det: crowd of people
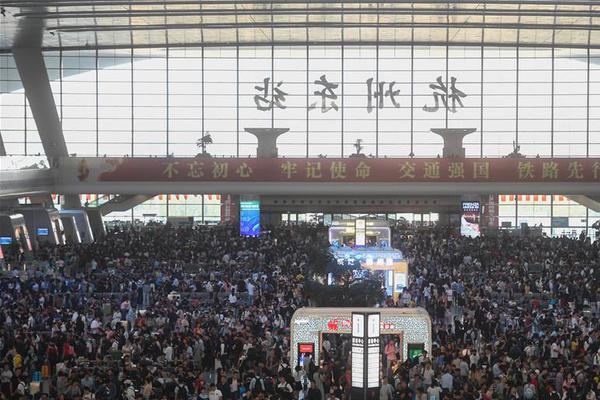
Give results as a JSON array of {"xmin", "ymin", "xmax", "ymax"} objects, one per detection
[{"xmin": 0, "ymin": 221, "xmax": 598, "ymax": 400}]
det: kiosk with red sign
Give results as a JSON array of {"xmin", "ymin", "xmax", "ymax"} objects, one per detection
[{"xmin": 290, "ymin": 307, "xmax": 432, "ymax": 386}]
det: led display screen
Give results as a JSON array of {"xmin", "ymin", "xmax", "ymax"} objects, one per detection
[
  {"xmin": 461, "ymin": 201, "xmax": 481, "ymax": 238},
  {"xmin": 240, "ymin": 200, "xmax": 260, "ymax": 236},
  {"xmin": 407, "ymin": 343, "xmax": 425, "ymax": 361}
]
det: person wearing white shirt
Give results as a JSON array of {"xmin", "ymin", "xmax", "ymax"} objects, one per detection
[
  {"xmin": 208, "ymin": 384, "xmax": 223, "ymax": 400},
  {"xmin": 427, "ymin": 381, "xmax": 442, "ymax": 400},
  {"xmin": 164, "ymin": 343, "xmax": 174, "ymax": 363},
  {"xmin": 277, "ymin": 376, "xmax": 293, "ymax": 400},
  {"xmin": 90, "ymin": 318, "xmax": 101, "ymax": 335},
  {"xmin": 422, "ymin": 363, "xmax": 434, "ymax": 387}
]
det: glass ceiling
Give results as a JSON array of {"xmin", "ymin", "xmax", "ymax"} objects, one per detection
[{"xmin": 0, "ymin": 1, "xmax": 599, "ymax": 50}]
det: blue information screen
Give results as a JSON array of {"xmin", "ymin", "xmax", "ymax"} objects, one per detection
[
  {"xmin": 0, "ymin": 237, "xmax": 12, "ymax": 245},
  {"xmin": 240, "ymin": 200, "xmax": 260, "ymax": 236},
  {"xmin": 37, "ymin": 228, "xmax": 49, "ymax": 236}
]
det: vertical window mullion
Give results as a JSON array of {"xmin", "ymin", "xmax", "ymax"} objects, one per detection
[
  {"xmin": 410, "ymin": 2, "xmax": 414, "ymax": 156},
  {"xmin": 410, "ymin": 44, "xmax": 414, "ymax": 156},
  {"xmin": 551, "ymin": 47, "xmax": 555, "ymax": 158},
  {"xmin": 202, "ymin": 46, "xmax": 204, "ymax": 144},
  {"xmin": 341, "ymin": 44, "xmax": 344, "ymax": 157},
  {"xmin": 237, "ymin": 45, "xmax": 240, "ymax": 157},
  {"xmin": 375, "ymin": 3, "xmax": 380, "ymax": 157},
  {"xmin": 24, "ymin": 93, "xmax": 27, "ymax": 155},
  {"xmin": 59, "ymin": 50, "xmax": 63, "ymax": 122},
  {"xmin": 515, "ymin": 47, "xmax": 520, "ymax": 147},
  {"xmin": 95, "ymin": 48, "xmax": 99, "ymax": 157},
  {"xmin": 130, "ymin": 48, "xmax": 134, "ymax": 156},
  {"xmin": 586, "ymin": 6, "xmax": 592, "ymax": 158},
  {"xmin": 306, "ymin": 0, "xmax": 310, "ymax": 157},
  {"xmin": 166, "ymin": 46, "xmax": 170, "ymax": 156},
  {"xmin": 480, "ymin": 4, "xmax": 485, "ymax": 158}
]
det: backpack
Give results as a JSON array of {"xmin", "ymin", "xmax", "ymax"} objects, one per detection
[
  {"xmin": 175, "ymin": 383, "xmax": 188, "ymax": 400},
  {"xmin": 252, "ymin": 378, "xmax": 265, "ymax": 395}
]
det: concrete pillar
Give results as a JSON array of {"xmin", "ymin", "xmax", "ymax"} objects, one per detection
[
  {"xmin": 437, "ymin": 212, "xmax": 451, "ymax": 226},
  {"xmin": 12, "ymin": 47, "xmax": 81, "ymax": 209},
  {"xmin": 261, "ymin": 212, "xmax": 282, "ymax": 227},
  {"xmin": 0, "ymin": 132, "xmax": 16, "ymax": 210},
  {"xmin": 430, "ymin": 128, "xmax": 477, "ymax": 158},
  {"xmin": 244, "ymin": 128, "xmax": 289, "ymax": 158},
  {"xmin": 0, "ymin": 131, "xmax": 6, "ymax": 156}
]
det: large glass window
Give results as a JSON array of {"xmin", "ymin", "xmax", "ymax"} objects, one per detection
[
  {"xmin": 275, "ymin": 46, "xmax": 308, "ymax": 157},
  {"xmin": 205, "ymin": 48, "xmax": 237, "ymax": 157},
  {"xmin": 168, "ymin": 48, "xmax": 203, "ymax": 157},
  {"xmin": 553, "ymin": 49, "xmax": 588, "ymax": 157},
  {"xmin": 482, "ymin": 47, "xmax": 517, "ymax": 157},
  {"xmin": 61, "ymin": 50, "xmax": 97, "ymax": 156},
  {"xmin": 0, "ymin": 53, "xmax": 26, "ymax": 155},
  {"xmin": 498, "ymin": 194, "xmax": 597, "ymax": 238},
  {"xmin": 518, "ymin": 48, "xmax": 552, "ymax": 157},
  {"xmin": 307, "ymin": 46, "xmax": 342, "ymax": 157},
  {"xmin": 413, "ymin": 46, "xmax": 445, "ymax": 157},
  {"xmin": 1, "ymin": 45, "xmax": 599, "ymax": 159},
  {"xmin": 97, "ymin": 49, "xmax": 133, "ymax": 157},
  {"xmin": 378, "ymin": 46, "xmax": 412, "ymax": 157},
  {"xmin": 103, "ymin": 194, "xmax": 221, "ymax": 223},
  {"xmin": 133, "ymin": 48, "xmax": 167, "ymax": 156},
  {"xmin": 590, "ymin": 49, "xmax": 600, "ymax": 157}
]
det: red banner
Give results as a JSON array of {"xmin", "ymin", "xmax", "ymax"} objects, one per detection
[{"xmin": 82, "ymin": 157, "xmax": 600, "ymax": 183}]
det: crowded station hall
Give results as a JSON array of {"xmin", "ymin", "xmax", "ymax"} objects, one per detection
[{"xmin": 2, "ymin": 1, "xmax": 600, "ymax": 400}]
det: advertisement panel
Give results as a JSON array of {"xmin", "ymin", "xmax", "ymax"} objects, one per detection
[
  {"xmin": 351, "ymin": 313, "xmax": 365, "ymax": 388},
  {"xmin": 366, "ymin": 314, "xmax": 380, "ymax": 388},
  {"xmin": 352, "ymin": 312, "xmax": 381, "ymax": 393},
  {"xmin": 297, "ymin": 343, "xmax": 314, "ymax": 367},
  {"xmin": 461, "ymin": 201, "xmax": 481, "ymax": 238},
  {"xmin": 240, "ymin": 200, "xmax": 260, "ymax": 236}
]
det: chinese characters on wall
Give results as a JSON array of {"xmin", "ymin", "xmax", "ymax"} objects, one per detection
[{"xmin": 253, "ymin": 75, "xmax": 467, "ymax": 113}]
